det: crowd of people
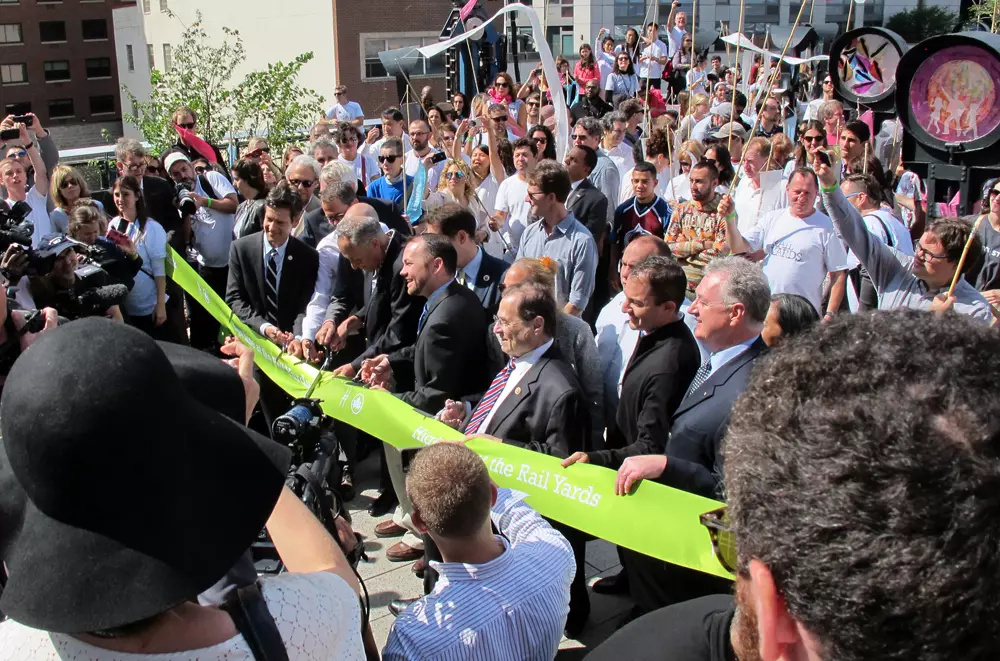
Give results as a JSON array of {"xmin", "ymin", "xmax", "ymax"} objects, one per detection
[{"xmin": 1, "ymin": 6, "xmax": 1000, "ymax": 660}]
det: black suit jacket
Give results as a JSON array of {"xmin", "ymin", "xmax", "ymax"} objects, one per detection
[
  {"xmin": 389, "ymin": 281, "xmax": 493, "ymax": 413},
  {"xmin": 658, "ymin": 337, "xmax": 767, "ymax": 500},
  {"xmin": 566, "ymin": 178, "xmax": 609, "ymax": 242},
  {"xmin": 591, "ymin": 318, "xmax": 701, "ymax": 468},
  {"xmin": 471, "ymin": 344, "xmax": 591, "ymax": 458},
  {"xmin": 327, "ymin": 233, "xmax": 423, "ymax": 372},
  {"xmin": 225, "ymin": 232, "xmax": 319, "ymax": 337},
  {"xmin": 299, "ymin": 196, "xmax": 410, "ymax": 250},
  {"xmin": 471, "ymin": 249, "xmax": 510, "ymax": 320}
]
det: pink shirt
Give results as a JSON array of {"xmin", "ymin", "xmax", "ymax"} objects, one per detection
[{"xmin": 574, "ymin": 62, "xmax": 601, "ymax": 94}]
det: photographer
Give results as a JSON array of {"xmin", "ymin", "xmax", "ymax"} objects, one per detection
[
  {"xmin": 0, "ymin": 320, "xmax": 370, "ymax": 659},
  {"xmin": 1, "ymin": 113, "xmax": 58, "ymax": 196},
  {"xmin": 1, "ymin": 123, "xmax": 50, "ymax": 247},
  {"xmin": 12, "ymin": 233, "xmax": 125, "ymax": 322},
  {"xmin": 165, "ymin": 151, "xmax": 237, "ymax": 350}
]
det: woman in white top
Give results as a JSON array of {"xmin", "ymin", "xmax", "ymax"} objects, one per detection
[
  {"xmin": 49, "ymin": 165, "xmax": 105, "ymax": 234},
  {"xmin": 110, "ymin": 175, "xmax": 168, "ymax": 337},
  {"xmin": 605, "ymin": 52, "xmax": 639, "ymax": 109},
  {"xmin": 423, "ymin": 159, "xmax": 489, "ymax": 237},
  {"xmin": 594, "ymin": 29, "xmax": 616, "ymax": 88},
  {"xmin": 678, "ymin": 93, "xmax": 709, "ymax": 142}
]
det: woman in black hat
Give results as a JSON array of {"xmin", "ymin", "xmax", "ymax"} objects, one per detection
[{"xmin": 0, "ymin": 319, "xmax": 367, "ymax": 660}]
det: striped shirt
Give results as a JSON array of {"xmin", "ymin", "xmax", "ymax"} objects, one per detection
[{"xmin": 382, "ymin": 489, "xmax": 575, "ymax": 661}]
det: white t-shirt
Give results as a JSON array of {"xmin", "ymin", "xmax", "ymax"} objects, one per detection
[
  {"xmin": 668, "ymin": 26, "xmax": 687, "ymax": 57},
  {"xmin": 639, "ymin": 39, "xmax": 668, "ymax": 79},
  {"xmin": 476, "ymin": 173, "xmax": 506, "ymax": 258},
  {"xmin": 846, "ymin": 208, "xmax": 914, "ymax": 269},
  {"xmin": 494, "ymin": 175, "xmax": 531, "ymax": 261},
  {"xmin": 743, "ymin": 208, "xmax": 849, "ymax": 314},
  {"xmin": 192, "ymin": 171, "xmax": 237, "ymax": 268},
  {"xmin": 360, "ymin": 133, "xmax": 411, "ymax": 158},
  {"xmin": 7, "ymin": 187, "xmax": 51, "ymax": 248},
  {"xmin": 339, "ymin": 152, "xmax": 379, "ymax": 186},
  {"xmin": 733, "ymin": 171, "xmax": 789, "ymax": 236},
  {"xmin": 325, "ymin": 100, "xmax": 364, "ymax": 123},
  {"xmin": 0, "ymin": 573, "xmax": 365, "ymax": 661}
]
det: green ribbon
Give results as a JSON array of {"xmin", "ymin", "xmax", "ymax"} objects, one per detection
[{"xmin": 168, "ymin": 248, "xmax": 732, "ymax": 581}]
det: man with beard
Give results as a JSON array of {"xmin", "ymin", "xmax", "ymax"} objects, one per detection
[
  {"xmin": 666, "ymin": 161, "xmax": 728, "ymax": 295},
  {"xmin": 404, "ymin": 119, "xmax": 446, "ymax": 193},
  {"xmin": 570, "ymin": 79, "xmax": 612, "ymax": 122}
]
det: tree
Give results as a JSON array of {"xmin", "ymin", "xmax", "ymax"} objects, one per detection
[
  {"xmin": 885, "ymin": 6, "xmax": 958, "ymax": 44},
  {"xmin": 124, "ymin": 11, "xmax": 324, "ymax": 156}
]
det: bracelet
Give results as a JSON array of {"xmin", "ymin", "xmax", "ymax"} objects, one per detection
[
  {"xmin": 206, "ymin": 198, "xmax": 213, "ymax": 209},
  {"xmin": 819, "ymin": 183, "xmax": 839, "ymax": 193}
]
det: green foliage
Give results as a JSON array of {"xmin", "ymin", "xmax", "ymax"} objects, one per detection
[
  {"xmin": 884, "ymin": 6, "xmax": 958, "ymax": 43},
  {"xmin": 967, "ymin": 0, "xmax": 1000, "ymax": 28},
  {"xmin": 124, "ymin": 11, "xmax": 324, "ymax": 157}
]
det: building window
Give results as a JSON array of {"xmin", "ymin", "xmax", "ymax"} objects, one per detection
[
  {"xmin": 147, "ymin": 44, "xmax": 155, "ymax": 69},
  {"xmin": 39, "ymin": 21, "xmax": 66, "ymax": 43},
  {"xmin": 561, "ymin": 6, "xmax": 573, "ymax": 18},
  {"xmin": 142, "ymin": 0, "xmax": 150, "ymax": 12},
  {"xmin": 48, "ymin": 98, "xmax": 74, "ymax": 119},
  {"xmin": 43, "ymin": 60, "xmax": 71, "ymax": 82},
  {"xmin": 4, "ymin": 102, "xmax": 30, "ymax": 115},
  {"xmin": 159, "ymin": 0, "xmax": 167, "ymax": 10},
  {"xmin": 0, "ymin": 0, "xmax": 20, "ymax": 5},
  {"xmin": 546, "ymin": 26, "xmax": 574, "ymax": 57},
  {"xmin": 90, "ymin": 94, "xmax": 115, "ymax": 115},
  {"xmin": 361, "ymin": 34, "xmax": 446, "ymax": 80},
  {"xmin": 126, "ymin": 44, "xmax": 135, "ymax": 72},
  {"xmin": 81, "ymin": 18, "xmax": 108, "ymax": 41},
  {"xmin": 0, "ymin": 24, "xmax": 22, "ymax": 44},
  {"xmin": 86, "ymin": 57, "xmax": 112, "ymax": 78},
  {"xmin": 0, "ymin": 63, "xmax": 27, "ymax": 84},
  {"xmin": 163, "ymin": 43, "xmax": 173, "ymax": 71}
]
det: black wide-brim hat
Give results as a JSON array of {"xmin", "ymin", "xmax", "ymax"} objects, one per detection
[{"xmin": 0, "ymin": 318, "xmax": 291, "ymax": 633}]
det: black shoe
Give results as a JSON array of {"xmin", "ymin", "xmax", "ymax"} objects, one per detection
[
  {"xmin": 389, "ymin": 597, "xmax": 419, "ymax": 617},
  {"xmin": 564, "ymin": 607, "xmax": 590, "ymax": 639},
  {"xmin": 591, "ymin": 570, "xmax": 629, "ymax": 595},
  {"xmin": 340, "ymin": 467, "xmax": 355, "ymax": 501},
  {"xmin": 368, "ymin": 490, "xmax": 398, "ymax": 517}
]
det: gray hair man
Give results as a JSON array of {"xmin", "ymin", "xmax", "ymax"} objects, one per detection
[
  {"xmin": 310, "ymin": 136, "xmax": 339, "ymax": 168},
  {"xmin": 572, "ymin": 116, "xmax": 620, "ymax": 223}
]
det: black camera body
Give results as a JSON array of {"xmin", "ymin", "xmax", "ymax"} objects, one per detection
[{"xmin": 175, "ymin": 182, "xmax": 198, "ymax": 215}]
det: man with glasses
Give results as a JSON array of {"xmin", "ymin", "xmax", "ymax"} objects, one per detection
[
  {"xmin": 815, "ymin": 158, "xmax": 990, "ymax": 321},
  {"xmin": 366, "ymin": 137, "xmax": 412, "ymax": 206},
  {"xmin": 286, "ymin": 155, "xmax": 323, "ymax": 232},
  {"xmin": 165, "ymin": 151, "xmax": 238, "ymax": 349},
  {"xmin": 603, "ymin": 111, "xmax": 635, "ymax": 179},
  {"xmin": 753, "ymin": 95, "xmax": 783, "ymax": 138},
  {"xmin": 404, "ymin": 119, "xmax": 446, "ymax": 193},
  {"xmin": 325, "ymin": 84, "xmax": 365, "ymax": 127},
  {"xmin": 804, "ymin": 73, "xmax": 836, "ymax": 121},
  {"xmin": 573, "ymin": 117, "xmax": 621, "ymax": 229},
  {"xmin": 336, "ymin": 122, "xmax": 378, "ymax": 189},
  {"xmin": 163, "ymin": 105, "xmax": 228, "ymax": 175},
  {"xmin": 570, "ymin": 79, "xmax": 612, "ymax": 122},
  {"xmin": 0, "ymin": 123, "xmax": 51, "ymax": 248}
]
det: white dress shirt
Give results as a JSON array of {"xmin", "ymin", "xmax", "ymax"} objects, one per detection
[
  {"xmin": 479, "ymin": 338, "xmax": 554, "ymax": 433},
  {"xmin": 460, "ymin": 247, "xmax": 484, "ymax": 289}
]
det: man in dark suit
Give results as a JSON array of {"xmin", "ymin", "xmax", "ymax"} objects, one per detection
[
  {"xmin": 299, "ymin": 176, "xmax": 410, "ymax": 249},
  {"xmin": 320, "ymin": 212, "xmax": 424, "ymax": 515},
  {"xmin": 359, "ymin": 234, "xmax": 494, "ymax": 563},
  {"xmin": 225, "ymin": 180, "xmax": 319, "ymax": 431},
  {"xmin": 568, "ymin": 255, "xmax": 770, "ymax": 614},
  {"xmin": 565, "ymin": 144, "xmax": 611, "ymax": 322},
  {"xmin": 423, "ymin": 203, "xmax": 509, "ymax": 320}
]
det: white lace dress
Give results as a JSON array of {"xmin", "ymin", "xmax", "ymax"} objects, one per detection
[{"xmin": 0, "ymin": 573, "xmax": 365, "ymax": 661}]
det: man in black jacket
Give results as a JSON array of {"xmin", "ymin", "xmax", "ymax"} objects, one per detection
[
  {"xmin": 571, "ymin": 80, "xmax": 612, "ymax": 122},
  {"xmin": 225, "ymin": 181, "xmax": 319, "ymax": 431}
]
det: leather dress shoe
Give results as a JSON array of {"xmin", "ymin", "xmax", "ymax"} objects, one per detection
[
  {"xmin": 590, "ymin": 570, "xmax": 629, "ymax": 595},
  {"xmin": 411, "ymin": 557, "xmax": 425, "ymax": 577},
  {"xmin": 389, "ymin": 597, "xmax": 419, "ymax": 617},
  {"xmin": 368, "ymin": 490, "xmax": 398, "ymax": 517},
  {"xmin": 386, "ymin": 541, "xmax": 423, "ymax": 562},
  {"xmin": 374, "ymin": 520, "xmax": 406, "ymax": 538}
]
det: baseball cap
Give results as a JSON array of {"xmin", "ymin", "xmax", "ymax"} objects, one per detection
[
  {"xmin": 163, "ymin": 152, "xmax": 191, "ymax": 174},
  {"xmin": 712, "ymin": 122, "xmax": 748, "ymax": 141},
  {"xmin": 711, "ymin": 102, "xmax": 733, "ymax": 117},
  {"xmin": 36, "ymin": 233, "xmax": 81, "ymax": 258}
]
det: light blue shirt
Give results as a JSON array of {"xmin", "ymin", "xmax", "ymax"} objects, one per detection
[
  {"xmin": 461, "ymin": 247, "xmax": 484, "ymax": 289},
  {"xmin": 419, "ymin": 278, "xmax": 455, "ymax": 331},
  {"xmin": 704, "ymin": 336, "xmax": 758, "ymax": 379},
  {"xmin": 260, "ymin": 236, "xmax": 290, "ymax": 336},
  {"xmin": 382, "ymin": 488, "xmax": 574, "ymax": 661},
  {"xmin": 515, "ymin": 212, "xmax": 598, "ymax": 310}
]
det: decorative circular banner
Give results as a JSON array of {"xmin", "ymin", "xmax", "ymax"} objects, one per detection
[
  {"xmin": 908, "ymin": 45, "xmax": 1000, "ymax": 144},
  {"xmin": 830, "ymin": 27, "xmax": 907, "ymax": 109}
]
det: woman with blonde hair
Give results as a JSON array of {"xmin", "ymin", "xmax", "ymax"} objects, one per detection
[
  {"xmin": 677, "ymin": 93, "xmax": 709, "ymax": 142},
  {"xmin": 49, "ymin": 166, "xmax": 104, "ymax": 234},
  {"xmin": 663, "ymin": 140, "xmax": 706, "ymax": 202},
  {"xmin": 423, "ymin": 159, "xmax": 489, "ymax": 237}
]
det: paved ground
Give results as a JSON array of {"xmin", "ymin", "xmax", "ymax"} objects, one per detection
[{"xmin": 345, "ymin": 452, "xmax": 633, "ymax": 657}]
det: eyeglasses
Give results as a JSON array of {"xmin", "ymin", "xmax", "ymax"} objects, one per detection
[
  {"xmin": 177, "ymin": 122, "xmax": 196, "ymax": 130},
  {"xmin": 289, "ymin": 179, "xmax": 316, "ymax": 188},
  {"xmin": 699, "ymin": 506, "xmax": 736, "ymax": 574},
  {"xmin": 533, "ymin": 136, "xmax": 548, "ymax": 144},
  {"xmin": 492, "ymin": 116, "xmax": 509, "ymax": 122},
  {"xmin": 572, "ymin": 134, "xmax": 588, "ymax": 142},
  {"xmin": 527, "ymin": 102, "xmax": 540, "ymax": 107},
  {"xmin": 803, "ymin": 134, "xmax": 824, "ymax": 143},
  {"xmin": 59, "ymin": 179, "xmax": 80, "ymax": 189},
  {"xmin": 679, "ymin": 161, "xmax": 692, "ymax": 169},
  {"xmin": 444, "ymin": 171, "xmax": 465, "ymax": 180},
  {"xmin": 494, "ymin": 82, "xmax": 510, "ymax": 88},
  {"xmin": 915, "ymin": 244, "xmax": 948, "ymax": 261},
  {"xmin": 7, "ymin": 151, "xmax": 27, "ymax": 159},
  {"xmin": 326, "ymin": 212, "xmax": 346, "ymax": 224},
  {"xmin": 409, "ymin": 130, "xmax": 429, "ymax": 137},
  {"xmin": 378, "ymin": 155, "xmax": 400, "ymax": 164},
  {"xmin": 823, "ymin": 79, "xmax": 833, "ymax": 85},
  {"xmin": 989, "ymin": 188, "xmax": 1000, "ymax": 198}
]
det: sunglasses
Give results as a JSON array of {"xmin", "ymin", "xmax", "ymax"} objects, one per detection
[
  {"xmin": 527, "ymin": 102, "xmax": 540, "ymax": 107},
  {"xmin": 823, "ymin": 79, "xmax": 833, "ymax": 85},
  {"xmin": 289, "ymin": 179, "xmax": 315, "ymax": 188},
  {"xmin": 533, "ymin": 136, "xmax": 548, "ymax": 143},
  {"xmin": 378, "ymin": 154, "xmax": 400, "ymax": 164},
  {"xmin": 177, "ymin": 122, "xmax": 196, "ymax": 129},
  {"xmin": 59, "ymin": 179, "xmax": 80, "ymax": 189},
  {"xmin": 195, "ymin": 166, "xmax": 207, "ymax": 174},
  {"xmin": 257, "ymin": 147, "xmax": 270, "ymax": 154},
  {"xmin": 679, "ymin": 161, "xmax": 692, "ymax": 168},
  {"xmin": 803, "ymin": 135, "xmax": 824, "ymax": 143},
  {"xmin": 989, "ymin": 189, "xmax": 1000, "ymax": 198},
  {"xmin": 339, "ymin": 135, "xmax": 359, "ymax": 144},
  {"xmin": 492, "ymin": 115, "xmax": 509, "ymax": 122},
  {"xmin": 444, "ymin": 171, "xmax": 465, "ymax": 180},
  {"xmin": 7, "ymin": 151, "xmax": 27, "ymax": 159},
  {"xmin": 699, "ymin": 506, "xmax": 736, "ymax": 574},
  {"xmin": 494, "ymin": 82, "xmax": 510, "ymax": 88}
]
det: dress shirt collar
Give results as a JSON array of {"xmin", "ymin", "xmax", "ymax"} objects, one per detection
[
  {"xmin": 263, "ymin": 235, "xmax": 290, "ymax": 262},
  {"xmin": 708, "ymin": 336, "xmax": 758, "ymax": 374},
  {"xmin": 570, "ymin": 178, "xmax": 583, "ymax": 191},
  {"xmin": 463, "ymin": 247, "xmax": 484, "ymax": 285},
  {"xmin": 429, "ymin": 535, "xmax": 513, "ymax": 583},
  {"xmin": 424, "ymin": 278, "xmax": 454, "ymax": 309},
  {"xmin": 513, "ymin": 337, "xmax": 554, "ymax": 368},
  {"xmin": 545, "ymin": 212, "xmax": 578, "ymax": 236}
]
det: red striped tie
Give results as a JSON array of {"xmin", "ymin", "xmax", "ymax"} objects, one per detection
[{"xmin": 465, "ymin": 361, "xmax": 515, "ymax": 434}]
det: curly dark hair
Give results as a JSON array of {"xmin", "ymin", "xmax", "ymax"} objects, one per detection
[{"xmin": 725, "ymin": 310, "xmax": 1000, "ymax": 661}]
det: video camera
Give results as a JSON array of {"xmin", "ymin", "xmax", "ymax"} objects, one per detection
[{"xmin": 174, "ymin": 182, "xmax": 198, "ymax": 215}]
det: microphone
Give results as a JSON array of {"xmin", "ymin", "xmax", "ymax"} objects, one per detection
[{"xmin": 77, "ymin": 284, "xmax": 130, "ymax": 311}]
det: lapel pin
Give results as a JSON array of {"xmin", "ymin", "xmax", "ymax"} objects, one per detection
[
  {"xmin": 514, "ymin": 387, "xmax": 521, "ymax": 395},
  {"xmin": 483, "ymin": 274, "xmax": 490, "ymax": 282}
]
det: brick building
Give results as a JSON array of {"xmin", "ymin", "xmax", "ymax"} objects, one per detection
[{"xmin": 0, "ymin": 0, "xmax": 124, "ymax": 149}]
